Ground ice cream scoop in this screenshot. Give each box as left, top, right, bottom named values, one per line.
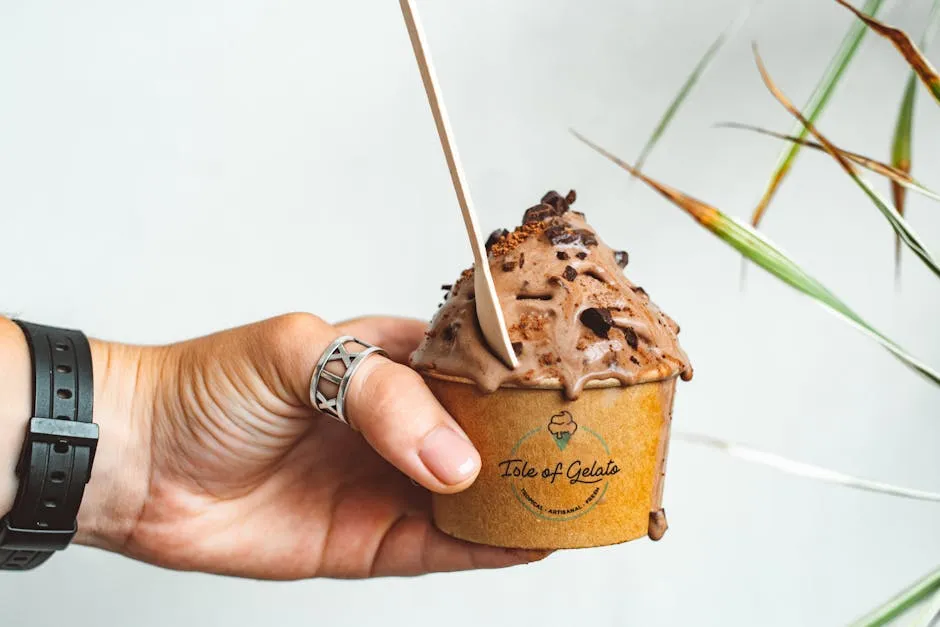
left=411, top=190, right=693, bottom=399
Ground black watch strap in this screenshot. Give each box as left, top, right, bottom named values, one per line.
left=0, top=321, right=98, bottom=571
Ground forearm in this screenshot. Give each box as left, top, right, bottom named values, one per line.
left=0, top=317, right=154, bottom=552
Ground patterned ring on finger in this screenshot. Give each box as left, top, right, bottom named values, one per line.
left=309, top=335, right=388, bottom=428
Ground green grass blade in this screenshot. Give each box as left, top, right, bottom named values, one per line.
left=837, top=0, right=940, bottom=103
left=911, top=585, right=940, bottom=626
left=754, top=47, right=940, bottom=282
left=891, top=73, right=917, bottom=277
left=570, top=129, right=940, bottom=386
left=717, top=121, right=940, bottom=202
left=633, top=2, right=756, bottom=174
left=750, top=0, right=886, bottom=227
left=849, top=566, right=940, bottom=627
left=890, top=0, right=940, bottom=278
left=675, top=433, right=940, bottom=501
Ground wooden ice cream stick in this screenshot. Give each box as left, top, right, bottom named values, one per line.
left=399, top=0, right=519, bottom=370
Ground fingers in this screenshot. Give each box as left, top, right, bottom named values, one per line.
left=258, top=313, right=481, bottom=494
left=368, top=515, right=553, bottom=577
left=344, top=356, right=481, bottom=494
left=334, top=316, right=427, bottom=364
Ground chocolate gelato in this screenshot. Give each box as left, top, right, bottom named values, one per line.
left=411, top=190, right=693, bottom=399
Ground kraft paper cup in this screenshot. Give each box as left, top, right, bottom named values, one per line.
left=425, top=373, right=677, bottom=549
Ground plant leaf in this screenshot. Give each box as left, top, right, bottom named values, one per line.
left=836, top=0, right=940, bottom=103
left=750, top=0, right=886, bottom=227
left=912, top=584, right=940, bottom=627
left=892, top=72, right=917, bottom=278
left=890, top=0, right=940, bottom=279
left=675, top=432, right=940, bottom=502
left=753, top=46, right=940, bottom=281
left=570, top=129, right=940, bottom=386
left=717, top=121, right=940, bottom=202
left=849, top=566, right=940, bottom=627
left=633, top=2, right=756, bottom=174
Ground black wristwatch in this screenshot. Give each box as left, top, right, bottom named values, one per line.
left=0, top=321, right=98, bottom=571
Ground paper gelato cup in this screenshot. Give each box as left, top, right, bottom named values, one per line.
left=425, top=373, right=677, bottom=549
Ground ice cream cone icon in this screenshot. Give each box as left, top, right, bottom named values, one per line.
left=547, top=411, right=578, bottom=451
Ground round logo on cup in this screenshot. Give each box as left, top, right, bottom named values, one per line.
left=496, top=411, right=620, bottom=521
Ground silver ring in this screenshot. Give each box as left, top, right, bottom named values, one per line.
left=309, top=335, right=388, bottom=427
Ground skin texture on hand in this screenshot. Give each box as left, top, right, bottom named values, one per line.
left=50, top=314, right=550, bottom=579
left=0, top=319, right=31, bottom=517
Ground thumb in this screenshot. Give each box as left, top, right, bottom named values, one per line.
left=259, top=313, right=482, bottom=494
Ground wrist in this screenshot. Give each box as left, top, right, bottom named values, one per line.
left=0, top=317, right=155, bottom=554
left=0, top=319, right=32, bottom=518
left=75, top=339, right=155, bottom=551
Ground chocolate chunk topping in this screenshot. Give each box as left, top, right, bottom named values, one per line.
left=576, top=251, right=588, bottom=260
left=546, top=224, right=599, bottom=247
left=624, top=327, right=639, bottom=350
left=485, top=229, right=509, bottom=253
left=442, top=322, right=459, bottom=342
left=614, top=250, right=629, bottom=268
left=541, top=190, right=567, bottom=210
left=502, top=260, right=517, bottom=272
left=512, top=341, right=523, bottom=356
left=576, top=230, right=598, bottom=246
left=545, top=224, right=575, bottom=245
left=565, top=189, right=577, bottom=205
left=522, top=203, right=560, bottom=224
left=580, top=307, right=613, bottom=339
left=563, top=265, right=577, bottom=281
left=556, top=251, right=569, bottom=260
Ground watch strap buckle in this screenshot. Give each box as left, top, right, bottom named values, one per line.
left=28, top=417, right=99, bottom=475
left=0, top=517, right=77, bottom=552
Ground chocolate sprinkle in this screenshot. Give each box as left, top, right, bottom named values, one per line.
left=614, top=250, right=629, bottom=268
left=563, top=265, right=577, bottom=281
left=624, top=327, right=639, bottom=350
left=441, top=284, right=453, bottom=291
left=629, top=355, right=640, bottom=365
left=519, top=253, right=525, bottom=268
left=580, top=307, right=613, bottom=339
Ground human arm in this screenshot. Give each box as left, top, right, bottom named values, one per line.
left=0, top=314, right=548, bottom=578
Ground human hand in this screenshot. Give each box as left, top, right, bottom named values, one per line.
left=15, top=314, right=549, bottom=579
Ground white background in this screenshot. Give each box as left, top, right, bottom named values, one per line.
left=1, top=0, right=939, bottom=625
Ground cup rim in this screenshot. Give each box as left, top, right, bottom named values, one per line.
left=419, top=369, right=679, bottom=390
